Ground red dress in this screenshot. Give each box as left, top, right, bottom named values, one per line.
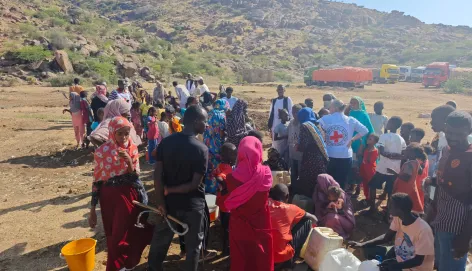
left=226, top=174, right=274, bottom=271
left=360, top=148, right=378, bottom=200
left=393, top=160, right=424, bottom=213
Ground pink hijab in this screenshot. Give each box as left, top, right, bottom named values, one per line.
left=225, top=136, right=273, bottom=210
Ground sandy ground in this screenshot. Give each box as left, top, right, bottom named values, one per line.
left=0, top=82, right=471, bottom=271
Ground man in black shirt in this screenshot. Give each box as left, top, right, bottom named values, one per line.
left=148, top=105, right=209, bottom=271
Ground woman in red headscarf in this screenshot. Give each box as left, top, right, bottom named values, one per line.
left=88, top=116, right=153, bottom=271
left=225, top=136, right=274, bottom=271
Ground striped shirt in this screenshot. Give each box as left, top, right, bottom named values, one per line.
left=431, top=187, right=471, bottom=234
left=109, top=89, right=132, bottom=104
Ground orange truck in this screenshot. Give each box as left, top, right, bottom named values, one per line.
left=423, top=62, right=450, bottom=88
left=311, top=67, right=373, bottom=88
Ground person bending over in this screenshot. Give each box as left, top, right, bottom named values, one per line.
left=350, top=193, right=434, bottom=271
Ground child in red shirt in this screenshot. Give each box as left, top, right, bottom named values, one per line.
left=146, top=107, right=159, bottom=165
left=360, top=134, right=379, bottom=201
left=214, top=143, right=237, bottom=255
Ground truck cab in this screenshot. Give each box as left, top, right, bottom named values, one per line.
left=304, top=66, right=320, bottom=86
left=374, top=64, right=399, bottom=83
left=399, top=66, right=412, bottom=82
left=410, top=67, right=425, bottom=83
left=423, top=62, right=449, bottom=88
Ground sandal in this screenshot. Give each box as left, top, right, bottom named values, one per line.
left=199, top=250, right=217, bottom=262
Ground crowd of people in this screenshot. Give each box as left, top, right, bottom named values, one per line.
left=63, top=76, right=472, bottom=271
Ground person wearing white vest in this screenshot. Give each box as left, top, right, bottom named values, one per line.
left=318, top=99, right=368, bottom=189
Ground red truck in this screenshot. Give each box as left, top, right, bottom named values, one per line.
left=312, top=67, right=373, bottom=88
left=423, top=62, right=450, bottom=88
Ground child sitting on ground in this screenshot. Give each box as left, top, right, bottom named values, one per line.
left=269, top=184, right=318, bottom=269
left=264, top=148, right=289, bottom=171
left=131, top=102, right=143, bottom=139
left=359, top=134, right=379, bottom=203
left=214, top=143, right=238, bottom=255
left=409, top=128, right=425, bottom=144
left=91, top=108, right=104, bottom=131
left=349, top=193, right=434, bottom=271
left=146, top=107, right=159, bottom=165
left=273, top=109, right=290, bottom=161
left=327, top=186, right=345, bottom=214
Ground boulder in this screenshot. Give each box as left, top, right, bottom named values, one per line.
left=76, top=36, right=88, bottom=46
left=117, top=56, right=138, bottom=78
left=79, top=43, right=99, bottom=56
left=140, top=66, right=151, bottom=77
left=418, top=113, right=431, bottom=119
left=54, top=50, right=74, bottom=74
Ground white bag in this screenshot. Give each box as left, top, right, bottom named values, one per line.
left=304, top=227, right=344, bottom=270
left=358, top=260, right=380, bottom=271
left=319, top=248, right=361, bottom=271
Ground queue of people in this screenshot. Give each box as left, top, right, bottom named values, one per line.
left=60, top=76, right=472, bottom=271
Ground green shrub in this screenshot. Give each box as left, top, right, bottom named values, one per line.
left=48, top=30, right=72, bottom=49
left=84, top=57, right=118, bottom=83
left=10, top=46, right=52, bottom=63
left=274, top=71, right=293, bottom=82
left=47, top=74, right=87, bottom=87
left=50, top=17, right=68, bottom=27
left=276, top=60, right=292, bottom=69
left=444, top=79, right=465, bottom=94
left=18, top=23, right=41, bottom=39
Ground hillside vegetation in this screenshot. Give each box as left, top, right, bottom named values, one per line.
left=1, top=0, right=472, bottom=85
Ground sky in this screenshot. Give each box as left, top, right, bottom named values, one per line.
left=340, top=0, right=472, bottom=26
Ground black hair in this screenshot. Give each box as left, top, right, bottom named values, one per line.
left=407, top=142, right=427, bottom=161
left=74, top=78, right=80, bottom=84
left=446, top=111, right=472, bottom=130
left=369, top=133, right=380, bottom=143
left=183, top=105, right=205, bottom=126
left=226, top=87, right=234, bottom=93
left=318, top=108, right=330, bottom=118
left=305, top=98, right=313, bottom=103
left=374, top=101, right=384, bottom=108
left=328, top=186, right=342, bottom=198
left=292, top=103, right=303, bottom=111
left=186, top=96, right=197, bottom=108
left=147, top=106, right=156, bottom=116
left=79, top=91, right=87, bottom=98
left=221, top=142, right=237, bottom=162
left=277, top=84, right=285, bottom=90
left=219, top=92, right=227, bottom=98
left=269, top=184, right=290, bottom=202
left=132, top=101, right=141, bottom=109
left=160, top=111, right=167, bottom=120
left=401, top=122, right=415, bottom=131
left=388, top=116, right=403, bottom=131
left=156, top=102, right=163, bottom=109
left=118, top=79, right=125, bottom=86
left=299, top=103, right=307, bottom=108
left=172, top=81, right=178, bottom=87
left=323, top=93, right=335, bottom=101
left=410, top=128, right=425, bottom=140
left=391, top=193, right=413, bottom=213
left=423, top=144, right=433, bottom=155
left=446, top=100, right=457, bottom=109
left=247, top=130, right=263, bottom=143
left=432, top=105, right=456, bottom=120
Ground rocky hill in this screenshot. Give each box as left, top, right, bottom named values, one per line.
left=1, top=0, right=472, bottom=85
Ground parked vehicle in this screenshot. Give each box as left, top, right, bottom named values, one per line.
left=410, top=67, right=425, bottom=83
left=399, top=66, right=412, bottom=82
left=311, top=67, right=372, bottom=88
left=423, top=62, right=450, bottom=88
left=304, top=66, right=320, bottom=86
left=373, top=64, right=400, bottom=83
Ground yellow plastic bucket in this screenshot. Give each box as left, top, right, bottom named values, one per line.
left=60, top=238, right=97, bottom=271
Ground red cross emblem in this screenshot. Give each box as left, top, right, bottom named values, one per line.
left=330, top=131, right=344, bottom=143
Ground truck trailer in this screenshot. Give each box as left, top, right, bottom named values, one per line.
left=311, top=67, right=373, bottom=88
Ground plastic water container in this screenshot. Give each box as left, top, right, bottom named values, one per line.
left=271, top=171, right=291, bottom=187
left=319, top=248, right=361, bottom=271
left=205, top=194, right=219, bottom=222
left=303, top=227, right=344, bottom=270
left=292, top=194, right=314, bottom=214
left=300, top=228, right=313, bottom=259
left=358, top=260, right=381, bottom=271
left=60, top=238, right=97, bottom=271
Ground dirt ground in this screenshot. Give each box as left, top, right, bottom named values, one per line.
left=0, top=82, right=471, bottom=271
